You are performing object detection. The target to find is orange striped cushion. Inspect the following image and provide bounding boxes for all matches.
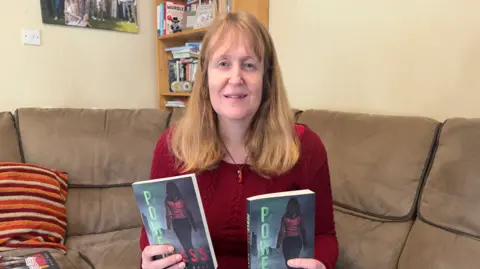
[0,162,68,253]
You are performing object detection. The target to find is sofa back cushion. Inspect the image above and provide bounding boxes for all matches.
[296,109,440,269]
[168,108,185,127]
[398,118,480,268]
[16,108,170,236]
[297,109,439,220]
[0,112,22,162]
[418,118,480,235]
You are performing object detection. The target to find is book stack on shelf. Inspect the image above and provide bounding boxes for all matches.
[164,42,201,108]
[154,0,270,110]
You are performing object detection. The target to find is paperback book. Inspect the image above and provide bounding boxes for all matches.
[132,174,217,269]
[0,251,59,269]
[247,190,315,269]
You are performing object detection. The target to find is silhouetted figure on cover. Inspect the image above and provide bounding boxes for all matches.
[276,198,307,269]
[251,232,257,255]
[165,182,197,260]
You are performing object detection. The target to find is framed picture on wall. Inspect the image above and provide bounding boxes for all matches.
[39,0,139,33]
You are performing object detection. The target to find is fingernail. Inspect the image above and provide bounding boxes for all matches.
[179,262,186,269]
[168,246,174,252]
[176,254,183,261]
[288,260,295,266]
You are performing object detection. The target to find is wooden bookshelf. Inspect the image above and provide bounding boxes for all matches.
[162,92,192,97]
[155,0,269,109]
[158,28,207,41]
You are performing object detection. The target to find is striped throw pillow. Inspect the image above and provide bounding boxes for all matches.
[0,162,68,253]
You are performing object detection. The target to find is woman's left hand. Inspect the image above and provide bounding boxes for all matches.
[287,258,326,269]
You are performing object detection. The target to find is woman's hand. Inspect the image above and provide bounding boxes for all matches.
[141,245,185,269]
[287,258,326,269]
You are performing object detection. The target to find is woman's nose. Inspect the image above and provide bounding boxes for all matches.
[228,65,244,85]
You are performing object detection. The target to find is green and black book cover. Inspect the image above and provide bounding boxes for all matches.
[132,174,218,269]
[247,190,315,269]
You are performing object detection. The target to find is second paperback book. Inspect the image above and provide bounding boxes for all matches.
[247,190,316,269]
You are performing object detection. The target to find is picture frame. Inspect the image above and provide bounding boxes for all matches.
[40,0,139,33]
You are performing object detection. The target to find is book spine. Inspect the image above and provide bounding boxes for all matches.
[160,4,164,36]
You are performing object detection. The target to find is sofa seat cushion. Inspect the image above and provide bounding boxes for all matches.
[0,248,76,269]
[0,112,22,162]
[65,227,141,269]
[398,220,480,268]
[79,239,141,269]
[65,227,141,250]
[0,162,69,252]
[297,109,439,220]
[334,209,413,269]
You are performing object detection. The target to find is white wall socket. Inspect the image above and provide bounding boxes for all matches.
[22,29,41,46]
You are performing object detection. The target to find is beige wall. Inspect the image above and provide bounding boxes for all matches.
[269,1,480,120]
[0,0,157,111]
[3,1,480,120]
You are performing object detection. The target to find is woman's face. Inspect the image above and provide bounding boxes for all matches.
[207,33,264,124]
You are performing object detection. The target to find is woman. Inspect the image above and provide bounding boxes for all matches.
[140,11,338,269]
[276,198,308,269]
[164,182,197,261]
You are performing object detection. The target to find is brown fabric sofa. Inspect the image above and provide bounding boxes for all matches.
[0,107,478,269]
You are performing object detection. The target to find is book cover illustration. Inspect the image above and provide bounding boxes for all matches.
[132,174,217,269]
[0,251,59,269]
[247,190,315,269]
[165,1,186,35]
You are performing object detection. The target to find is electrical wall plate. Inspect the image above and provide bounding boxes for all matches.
[22,29,41,46]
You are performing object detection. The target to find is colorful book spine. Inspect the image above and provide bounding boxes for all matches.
[132,174,218,269]
[157,3,164,36]
[246,190,315,269]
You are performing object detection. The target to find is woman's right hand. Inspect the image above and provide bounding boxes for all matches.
[141,245,186,269]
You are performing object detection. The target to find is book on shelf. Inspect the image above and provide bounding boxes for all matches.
[165,44,200,59]
[157,1,218,36]
[165,99,186,108]
[132,174,218,269]
[156,3,165,36]
[0,251,59,269]
[166,42,201,93]
[246,190,315,269]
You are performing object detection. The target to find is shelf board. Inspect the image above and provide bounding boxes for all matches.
[161,92,191,97]
[158,28,207,42]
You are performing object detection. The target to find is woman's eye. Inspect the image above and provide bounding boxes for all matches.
[243,63,256,70]
[218,61,229,68]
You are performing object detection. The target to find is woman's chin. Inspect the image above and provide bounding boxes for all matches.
[218,111,254,122]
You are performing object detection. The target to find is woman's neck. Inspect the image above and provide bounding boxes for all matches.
[218,118,250,163]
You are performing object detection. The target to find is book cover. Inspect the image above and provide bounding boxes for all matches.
[194,4,214,29]
[0,251,59,269]
[165,1,186,35]
[247,190,315,269]
[132,174,217,269]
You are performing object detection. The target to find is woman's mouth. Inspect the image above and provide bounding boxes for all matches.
[224,94,248,99]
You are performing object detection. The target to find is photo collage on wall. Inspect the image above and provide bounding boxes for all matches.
[40,0,139,33]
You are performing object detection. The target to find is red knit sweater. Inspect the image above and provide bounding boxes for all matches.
[139,124,338,269]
